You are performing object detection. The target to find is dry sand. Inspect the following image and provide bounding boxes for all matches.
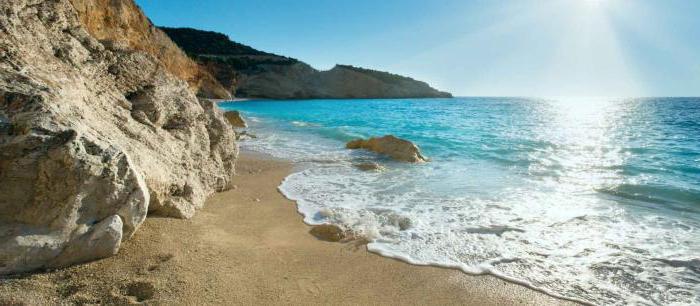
[0,152,577,305]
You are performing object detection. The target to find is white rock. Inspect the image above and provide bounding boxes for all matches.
[0,0,237,274]
[50,215,124,268]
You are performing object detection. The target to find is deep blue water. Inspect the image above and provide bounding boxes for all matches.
[221,97,700,305]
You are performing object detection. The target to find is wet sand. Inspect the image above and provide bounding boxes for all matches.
[0,152,577,305]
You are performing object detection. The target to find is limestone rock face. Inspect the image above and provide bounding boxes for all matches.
[0,0,237,274]
[346,136,428,163]
[224,111,247,128]
[69,0,231,99]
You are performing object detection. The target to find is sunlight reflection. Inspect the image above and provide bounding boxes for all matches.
[530,97,628,192]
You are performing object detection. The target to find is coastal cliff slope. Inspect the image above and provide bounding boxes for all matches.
[0,0,237,274]
[161,27,453,99]
[69,0,231,99]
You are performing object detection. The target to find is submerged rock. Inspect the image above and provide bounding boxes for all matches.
[392,215,413,231]
[309,224,346,242]
[354,162,385,171]
[224,111,247,128]
[0,0,237,274]
[235,130,257,141]
[346,135,428,163]
[464,226,525,237]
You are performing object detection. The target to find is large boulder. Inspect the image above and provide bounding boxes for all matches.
[0,0,237,274]
[346,135,428,163]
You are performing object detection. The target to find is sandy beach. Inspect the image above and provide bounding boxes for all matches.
[0,152,576,305]
[2,0,695,304]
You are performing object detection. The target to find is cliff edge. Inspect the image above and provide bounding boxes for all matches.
[161,27,452,99]
[69,0,231,99]
[0,0,237,274]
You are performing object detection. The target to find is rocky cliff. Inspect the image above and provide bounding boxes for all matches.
[161,27,452,99]
[0,0,237,275]
[69,0,230,99]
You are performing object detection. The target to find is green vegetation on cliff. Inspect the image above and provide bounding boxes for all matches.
[160,27,271,56]
[161,27,296,65]
[160,27,452,99]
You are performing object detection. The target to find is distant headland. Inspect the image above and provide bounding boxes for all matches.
[161,27,452,100]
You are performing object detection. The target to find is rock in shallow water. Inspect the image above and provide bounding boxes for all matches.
[224,111,247,128]
[346,135,428,163]
[354,162,386,171]
[309,224,346,242]
[235,130,257,141]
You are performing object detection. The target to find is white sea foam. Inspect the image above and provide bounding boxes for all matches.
[233,99,700,306]
[277,163,699,305]
[291,120,319,127]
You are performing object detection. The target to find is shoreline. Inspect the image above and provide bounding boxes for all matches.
[211,97,456,103]
[0,152,576,305]
[210,97,257,103]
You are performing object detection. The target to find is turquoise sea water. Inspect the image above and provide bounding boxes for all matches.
[220,97,700,305]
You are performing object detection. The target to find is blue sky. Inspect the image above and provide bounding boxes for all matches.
[136,0,700,97]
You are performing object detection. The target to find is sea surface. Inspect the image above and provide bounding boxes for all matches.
[220,97,700,305]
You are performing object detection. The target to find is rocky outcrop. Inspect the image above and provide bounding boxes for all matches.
[224,111,247,128]
[346,136,428,163]
[0,0,237,274]
[69,0,230,99]
[313,65,452,99]
[160,27,452,99]
[231,63,454,99]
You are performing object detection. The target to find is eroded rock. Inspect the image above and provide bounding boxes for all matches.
[309,224,346,242]
[50,215,124,268]
[346,135,428,163]
[235,130,257,141]
[69,0,231,99]
[224,111,247,128]
[0,0,237,274]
